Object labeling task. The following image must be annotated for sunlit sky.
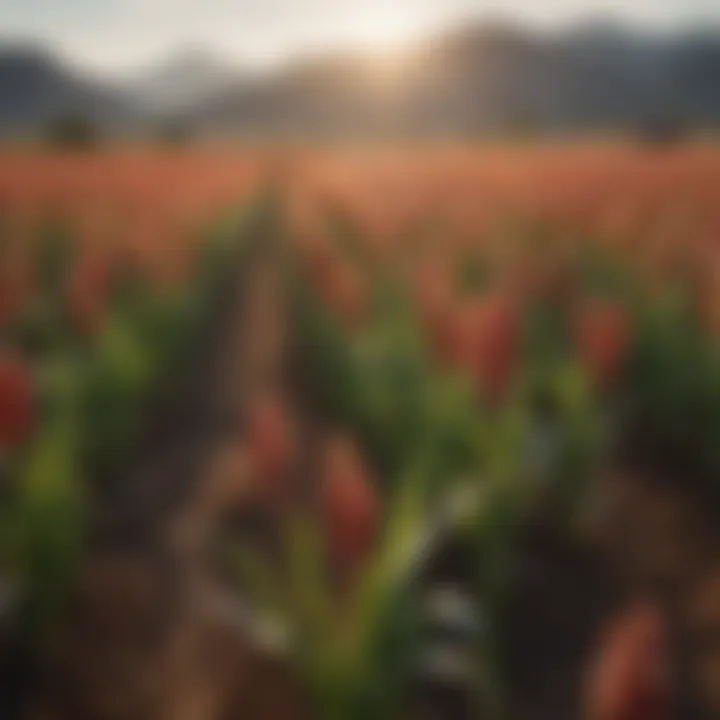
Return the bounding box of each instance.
[2,0,720,74]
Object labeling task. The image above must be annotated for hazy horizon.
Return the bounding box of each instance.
[2,0,720,77]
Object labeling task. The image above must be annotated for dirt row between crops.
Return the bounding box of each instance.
[22,207,298,720]
[23,208,720,720]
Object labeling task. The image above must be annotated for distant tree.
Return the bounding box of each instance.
[44,115,100,150]
[504,111,543,142]
[636,116,689,147]
[154,120,196,147]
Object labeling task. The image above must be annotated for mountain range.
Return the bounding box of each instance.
[1,21,720,138]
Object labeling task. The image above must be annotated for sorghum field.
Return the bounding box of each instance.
[2,145,720,720]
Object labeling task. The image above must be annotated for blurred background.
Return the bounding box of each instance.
[2,3,720,720]
[1,0,720,143]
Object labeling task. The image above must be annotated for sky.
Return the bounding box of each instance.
[2,0,720,74]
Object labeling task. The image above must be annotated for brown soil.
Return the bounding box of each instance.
[26,211,302,720]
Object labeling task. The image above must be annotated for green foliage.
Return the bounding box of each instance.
[624,287,720,484]
[0,196,258,645]
[293,275,491,489]
[278,216,626,718]
[456,252,490,296]
[82,316,155,469]
[15,386,85,633]
[235,458,496,720]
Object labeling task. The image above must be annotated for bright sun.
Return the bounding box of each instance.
[343,6,420,52]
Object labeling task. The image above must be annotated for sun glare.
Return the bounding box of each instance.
[343,6,421,53]
[336,6,422,86]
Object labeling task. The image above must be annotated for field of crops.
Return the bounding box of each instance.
[2,146,720,720]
